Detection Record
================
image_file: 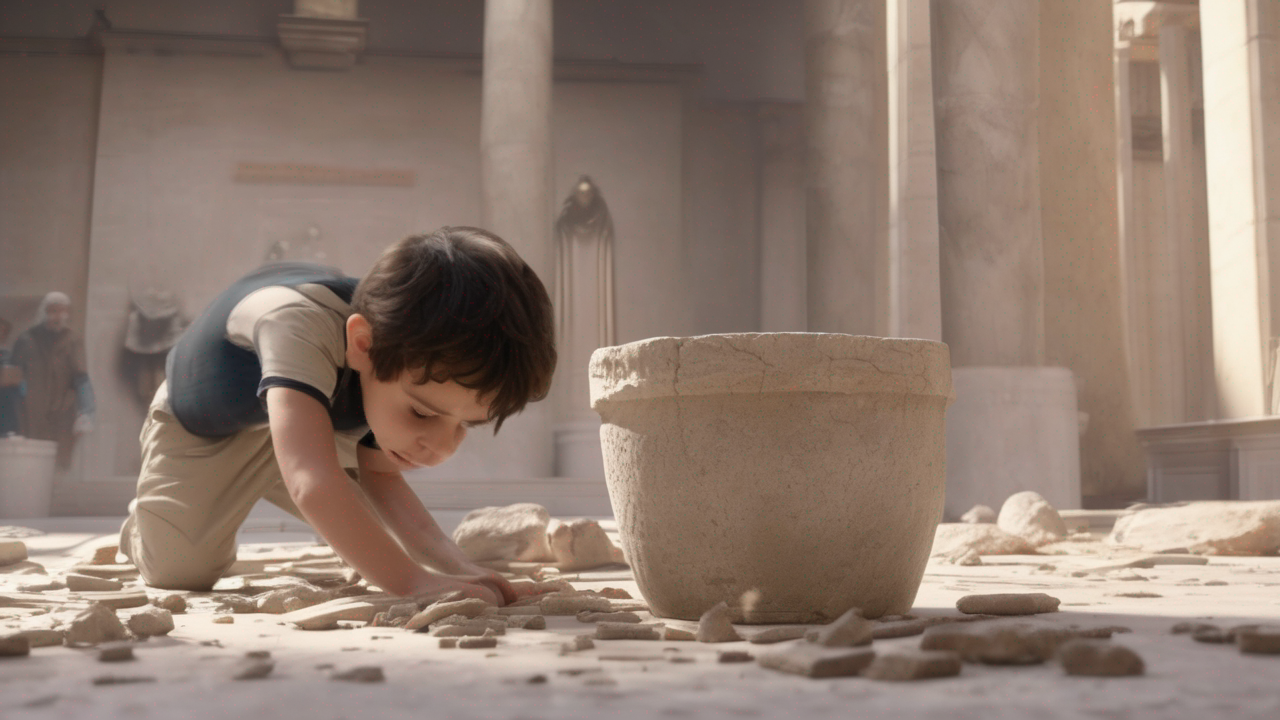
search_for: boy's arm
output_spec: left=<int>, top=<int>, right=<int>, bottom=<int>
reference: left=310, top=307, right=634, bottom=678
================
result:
left=266, top=386, right=498, bottom=602
left=356, top=444, right=517, bottom=605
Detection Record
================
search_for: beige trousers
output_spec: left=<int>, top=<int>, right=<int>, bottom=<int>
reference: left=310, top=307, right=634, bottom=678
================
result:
left=120, top=381, right=360, bottom=590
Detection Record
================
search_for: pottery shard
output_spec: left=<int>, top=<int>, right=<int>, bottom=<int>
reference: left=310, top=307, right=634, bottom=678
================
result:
left=405, top=598, right=493, bottom=631
left=960, top=505, right=997, bottom=524
left=65, top=603, right=130, bottom=646
left=255, top=585, right=330, bottom=614
left=1056, top=640, right=1145, bottom=676
left=997, top=492, right=1067, bottom=547
left=458, top=636, right=498, bottom=649
left=126, top=607, right=174, bottom=638
left=0, top=633, right=30, bottom=657
left=596, top=622, right=663, bottom=640
left=577, top=611, right=640, bottom=624
left=1236, top=627, right=1280, bottom=654
left=931, top=524, right=1035, bottom=557
left=862, top=650, right=962, bottom=681
left=696, top=602, right=742, bottom=643
left=452, top=503, right=554, bottom=562
left=0, top=540, right=28, bottom=567
left=548, top=518, right=620, bottom=571
left=956, top=593, right=1060, bottom=616
left=151, top=594, right=186, bottom=614
left=506, top=614, right=546, bottom=630
left=1108, top=501, right=1280, bottom=555
left=812, top=608, right=873, bottom=647
left=757, top=644, right=877, bottom=679
left=65, top=573, right=124, bottom=593
left=747, top=626, right=809, bottom=644
left=540, top=593, right=612, bottom=616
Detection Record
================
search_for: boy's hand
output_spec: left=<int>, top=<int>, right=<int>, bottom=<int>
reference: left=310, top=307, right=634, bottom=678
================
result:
left=414, top=577, right=502, bottom=606
left=450, top=566, right=517, bottom=606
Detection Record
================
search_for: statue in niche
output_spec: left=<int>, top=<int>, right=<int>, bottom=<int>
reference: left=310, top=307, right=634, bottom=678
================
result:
left=554, top=176, right=616, bottom=414
left=121, top=287, right=188, bottom=409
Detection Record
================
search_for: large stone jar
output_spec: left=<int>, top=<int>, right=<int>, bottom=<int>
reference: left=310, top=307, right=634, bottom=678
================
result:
left=590, top=333, right=953, bottom=622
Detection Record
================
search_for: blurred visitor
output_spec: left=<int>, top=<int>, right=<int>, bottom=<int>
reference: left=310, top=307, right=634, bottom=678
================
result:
left=10, top=292, right=96, bottom=467
left=0, top=317, right=21, bottom=436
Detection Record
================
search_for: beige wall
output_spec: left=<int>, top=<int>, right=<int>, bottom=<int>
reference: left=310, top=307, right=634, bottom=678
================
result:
left=1039, top=0, right=1144, bottom=501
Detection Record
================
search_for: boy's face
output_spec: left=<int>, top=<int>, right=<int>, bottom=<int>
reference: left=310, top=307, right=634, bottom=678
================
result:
left=345, top=314, right=493, bottom=471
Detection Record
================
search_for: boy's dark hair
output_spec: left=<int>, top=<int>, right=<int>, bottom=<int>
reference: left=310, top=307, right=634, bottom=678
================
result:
left=352, top=226, right=556, bottom=433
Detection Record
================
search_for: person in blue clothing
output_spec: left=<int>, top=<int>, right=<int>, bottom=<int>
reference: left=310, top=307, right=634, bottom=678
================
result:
left=118, top=227, right=557, bottom=605
left=8, top=293, right=95, bottom=466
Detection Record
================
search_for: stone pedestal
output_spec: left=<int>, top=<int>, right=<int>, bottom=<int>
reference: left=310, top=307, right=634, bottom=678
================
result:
left=944, top=368, right=1082, bottom=520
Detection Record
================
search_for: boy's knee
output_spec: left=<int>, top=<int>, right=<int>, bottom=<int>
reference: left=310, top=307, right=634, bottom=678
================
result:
left=125, top=508, right=235, bottom=591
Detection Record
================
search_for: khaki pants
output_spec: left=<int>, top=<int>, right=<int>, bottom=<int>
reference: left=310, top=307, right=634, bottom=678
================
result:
left=120, top=381, right=360, bottom=590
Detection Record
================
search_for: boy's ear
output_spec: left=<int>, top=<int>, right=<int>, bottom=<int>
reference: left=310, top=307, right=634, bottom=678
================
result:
left=345, top=314, right=374, bottom=372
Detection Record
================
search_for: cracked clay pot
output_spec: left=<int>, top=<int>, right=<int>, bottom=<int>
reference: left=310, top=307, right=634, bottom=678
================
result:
left=590, top=333, right=953, bottom=623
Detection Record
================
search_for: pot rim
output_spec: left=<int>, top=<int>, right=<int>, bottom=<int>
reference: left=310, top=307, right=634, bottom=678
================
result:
left=589, top=332, right=953, bottom=408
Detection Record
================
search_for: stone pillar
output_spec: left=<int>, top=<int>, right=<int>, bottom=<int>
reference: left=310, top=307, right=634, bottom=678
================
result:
left=758, top=104, right=808, bottom=333
left=480, top=0, right=555, bottom=476
left=804, top=0, right=885, bottom=336
left=934, top=0, right=1080, bottom=517
left=1200, top=0, right=1280, bottom=418
left=886, top=0, right=941, bottom=341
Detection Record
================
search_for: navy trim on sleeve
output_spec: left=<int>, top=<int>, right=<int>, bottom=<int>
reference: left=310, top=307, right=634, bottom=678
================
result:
left=258, top=376, right=332, bottom=410
left=358, top=431, right=379, bottom=449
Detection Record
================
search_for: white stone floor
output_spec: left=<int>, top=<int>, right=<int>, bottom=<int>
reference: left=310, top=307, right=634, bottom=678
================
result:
left=2, top=514, right=1280, bottom=720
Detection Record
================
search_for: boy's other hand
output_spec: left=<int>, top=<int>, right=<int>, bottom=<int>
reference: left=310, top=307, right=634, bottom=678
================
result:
left=418, top=577, right=502, bottom=606
left=449, top=565, right=517, bottom=606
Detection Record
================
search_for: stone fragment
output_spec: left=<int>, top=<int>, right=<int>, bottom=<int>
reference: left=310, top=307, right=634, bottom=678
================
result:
left=597, top=588, right=632, bottom=600
left=432, top=620, right=506, bottom=638
left=997, top=492, right=1067, bottom=547
left=940, top=548, right=983, bottom=566
left=91, top=545, right=120, bottom=565
left=17, top=579, right=65, bottom=592
left=960, top=505, right=996, bottom=524
left=921, top=624, right=1077, bottom=665
left=527, top=674, right=548, bottom=684
left=931, top=524, right=1035, bottom=557
left=459, top=636, right=498, bottom=649
left=1236, top=627, right=1280, bottom=654
left=126, top=607, right=174, bottom=638
left=14, top=629, right=63, bottom=648
left=65, top=603, right=129, bottom=646
left=0, top=540, right=28, bottom=567
left=0, top=633, right=31, bottom=657
left=246, top=650, right=271, bottom=659
left=1108, top=501, right=1280, bottom=555
left=956, top=593, right=1060, bottom=616
left=283, top=595, right=412, bottom=630
left=214, top=595, right=257, bottom=614
left=871, top=619, right=932, bottom=640
left=757, top=644, right=876, bottom=678
left=92, top=675, right=155, bottom=685
left=548, top=518, right=620, bottom=571
left=696, top=602, right=741, bottom=643
left=233, top=659, right=275, bottom=680
left=1192, top=626, right=1229, bottom=644
left=282, top=597, right=305, bottom=613
left=596, top=622, right=662, bottom=641
left=577, top=611, right=640, bottom=624
left=1057, top=640, right=1145, bottom=676
left=812, top=608, right=873, bottom=647
left=862, top=650, right=962, bottom=681
left=662, top=626, right=696, bottom=642
left=748, top=626, right=809, bottom=644
left=68, top=590, right=149, bottom=610
left=332, top=666, right=384, bottom=683
left=405, top=598, right=492, bottom=631
left=212, top=616, right=235, bottom=625
left=506, top=614, right=546, bottom=630
left=452, top=503, right=554, bottom=562
left=718, top=650, right=754, bottom=663
left=98, top=643, right=134, bottom=662
left=255, top=585, right=329, bottom=614
left=387, top=603, right=417, bottom=620
left=439, top=638, right=458, bottom=648
left=562, top=634, right=595, bottom=652
left=151, top=594, right=186, bottom=614
left=540, top=593, right=612, bottom=616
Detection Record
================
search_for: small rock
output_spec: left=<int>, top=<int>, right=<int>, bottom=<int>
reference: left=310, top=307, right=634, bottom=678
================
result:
left=233, top=659, right=275, bottom=680
left=246, top=650, right=271, bottom=659
left=439, top=638, right=458, bottom=648
left=432, top=620, right=506, bottom=637
left=281, top=597, right=305, bottom=613
left=956, top=593, right=1060, bottom=616
left=696, top=602, right=741, bottom=643
left=871, top=619, right=932, bottom=640
left=540, top=593, right=612, bottom=616
left=577, top=611, right=640, bottom=624
left=214, top=595, right=257, bottom=614
left=458, top=636, right=498, bottom=649
left=255, top=585, right=329, bottom=614
left=452, top=503, right=554, bottom=562
left=387, top=603, right=417, bottom=620
left=91, top=545, right=120, bottom=565
left=562, top=635, right=595, bottom=652
left=152, top=594, right=186, bottom=614
left=931, top=524, right=1036, bottom=557
left=1236, top=627, right=1280, bottom=655
left=718, top=650, right=754, bottom=663
left=862, top=650, right=962, bottom=681
left=960, top=505, right=997, bottom=524
left=98, top=643, right=134, bottom=662
left=812, top=608, right=872, bottom=647
left=212, top=615, right=235, bottom=625
left=1107, top=500, right=1280, bottom=555
left=597, top=588, right=632, bottom=600
left=65, top=573, right=124, bottom=593
left=941, top=548, right=983, bottom=566
left=1191, top=626, right=1229, bottom=644
left=14, top=629, right=64, bottom=648
left=0, top=633, right=31, bottom=657
left=596, top=622, right=662, bottom=641
left=332, top=666, right=385, bottom=683
left=757, top=644, right=876, bottom=678
left=1057, top=640, right=1145, bottom=676
left=506, top=614, right=546, bottom=630
left=126, top=608, right=174, bottom=638
left=547, top=518, right=620, bottom=571
left=747, top=626, right=809, bottom=644
left=92, top=675, right=155, bottom=685
left=0, top=540, right=28, bottom=566
left=65, top=603, right=130, bottom=646
left=17, top=579, right=66, bottom=592
left=997, top=492, right=1067, bottom=547
left=405, top=598, right=492, bottom=631
left=662, top=626, right=696, bottom=642
left=527, top=674, right=548, bottom=684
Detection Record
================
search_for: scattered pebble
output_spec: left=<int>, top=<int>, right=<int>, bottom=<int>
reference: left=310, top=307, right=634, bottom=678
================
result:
left=540, top=593, right=612, bottom=616
left=696, top=602, right=741, bottom=643
left=98, top=644, right=135, bottom=663
left=212, top=616, right=235, bottom=625
left=0, top=633, right=31, bottom=657
left=562, top=635, right=595, bottom=653
left=597, top=588, right=632, bottom=600
left=0, top=539, right=29, bottom=566
left=955, top=593, right=1060, bottom=616
left=1056, top=640, right=1144, bottom=676
left=717, top=650, right=754, bottom=663
left=332, top=666, right=385, bottom=683
left=439, top=638, right=458, bottom=649
left=214, top=595, right=257, bottom=614
left=65, top=603, right=130, bottom=646
left=459, top=636, right=498, bottom=649
left=862, top=651, right=963, bottom=681
left=812, top=608, right=873, bottom=647
left=1236, top=627, right=1280, bottom=655
left=757, top=645, right=876, bottom=678
left=127, top=607, right=174, bottom=638
left=527, top=674, right=548, bottom=684
left=66, top=573, right=124, bottom=593
left=506, top=614, right=547, bottom=630
left=747, top=626, right=808, bottom=644
left=662, top=626, right=696, bottom=642
left=151, top=594, right=186, bottom=614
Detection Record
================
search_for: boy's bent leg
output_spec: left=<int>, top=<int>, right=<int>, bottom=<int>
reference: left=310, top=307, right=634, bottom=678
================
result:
left=121, top=382, right=286, bottom=591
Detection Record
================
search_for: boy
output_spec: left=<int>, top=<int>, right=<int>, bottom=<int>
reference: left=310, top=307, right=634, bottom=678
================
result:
left=119, top=227, right=556, bottom=604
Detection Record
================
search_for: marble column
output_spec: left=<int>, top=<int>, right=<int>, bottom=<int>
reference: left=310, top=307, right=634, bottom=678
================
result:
left=886, top=0, right=941, bottom=341
left=758, top=104, right=808, bottom=333
left=1200, top=0, right=1280, bottom=418
left=934, top=0, right=1080, bottom=516
left=804, top=0, right=886, bottom=336
left=480, top=0, right=555, bottom=476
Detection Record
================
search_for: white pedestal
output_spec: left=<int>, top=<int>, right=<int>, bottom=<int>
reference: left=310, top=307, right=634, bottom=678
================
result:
left=944, top=367, right=1081, bottom=520
left=554, top=416, right=606, bottom=479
